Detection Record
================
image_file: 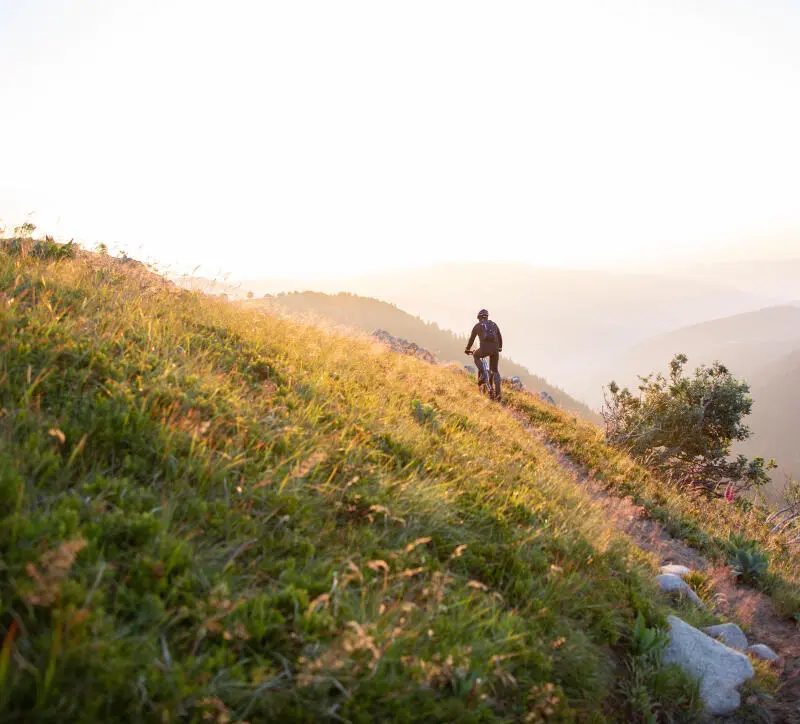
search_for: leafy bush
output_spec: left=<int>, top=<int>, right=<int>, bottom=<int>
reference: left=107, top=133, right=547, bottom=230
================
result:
left=727, top=534, right=770, bottom=584
left=630, top=612, right=669, bottom=658
left=620, top=613, right=700, bottom=722
left=411, top=399, right=438, bottom=428
left=603, top=354, right=774, bottom=497
left=2, top=235, right=77, bottom=260
left=14, top=220, right=36, bottom=238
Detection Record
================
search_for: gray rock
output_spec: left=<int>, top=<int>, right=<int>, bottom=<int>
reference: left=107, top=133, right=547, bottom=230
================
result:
left=655, top=573, right=704, bottom=607
left=660, top=564, right=691, bottom=578
left=703, top=623, right=748, bottom=652
left=663, top=616, right=754, bottom=715
left=747, top=644, right=779, bottom=662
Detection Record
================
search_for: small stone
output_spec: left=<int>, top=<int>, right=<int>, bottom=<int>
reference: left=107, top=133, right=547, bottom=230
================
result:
left=655, top=573, right=704, bottom=607
left=703, top=623, right=748, bottom=652
left=663, top=616, right=754, bottom=715
left=747, top=644, right=779, bottom=662
left=660, top=564, right=691, bottom=578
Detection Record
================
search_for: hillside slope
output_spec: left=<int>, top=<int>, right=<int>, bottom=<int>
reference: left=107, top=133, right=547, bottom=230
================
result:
left=0, top=245, right=715, bottom=722
left=662, top=257, right=800, bottom=302
left=739, top=349, right=800, bottom=495
left=238, top=262, right=771, bottom=400
left=607, top=306, right=800, bottom=387
left=244, top=291, right=598, bottom=420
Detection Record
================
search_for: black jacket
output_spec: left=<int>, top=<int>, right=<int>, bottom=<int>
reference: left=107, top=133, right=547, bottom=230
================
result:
left=467, top=320, right=503, bottom=351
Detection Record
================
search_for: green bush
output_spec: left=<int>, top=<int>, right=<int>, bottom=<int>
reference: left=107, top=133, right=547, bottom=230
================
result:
left=603, top=354, right=774, bottom=497
left=2, top=235, right=77, bottom=260
left=727, top=535, right=770, bottom=584
left=621, top=613, right=701, bottom=722
left=630, top=613, right=669, bottom=658
left=411, top=398, right=438, bottom=428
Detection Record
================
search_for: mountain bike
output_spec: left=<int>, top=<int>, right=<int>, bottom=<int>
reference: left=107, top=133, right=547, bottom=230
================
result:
left=466, top=352, right=498, bottom=400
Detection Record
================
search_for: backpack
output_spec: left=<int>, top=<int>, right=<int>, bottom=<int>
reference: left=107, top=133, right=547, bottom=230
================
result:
left=480, top=320, right=499, bottom=343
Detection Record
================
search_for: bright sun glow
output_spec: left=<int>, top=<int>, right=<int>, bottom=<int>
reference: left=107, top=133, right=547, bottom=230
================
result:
left=1, top=0, right=799, bottom=279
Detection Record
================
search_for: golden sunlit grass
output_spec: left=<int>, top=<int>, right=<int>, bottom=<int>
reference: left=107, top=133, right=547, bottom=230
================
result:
left=0, top=244, right=704, bottom=722
left=505, top=393, right=800, bottom=619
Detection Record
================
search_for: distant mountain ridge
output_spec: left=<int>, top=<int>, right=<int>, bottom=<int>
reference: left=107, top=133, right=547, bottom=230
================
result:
left=243, top=290, right=599, bottom=421
left=609, top=305, right=800, bottom=386
left=739, top=349, right=800, bottom=500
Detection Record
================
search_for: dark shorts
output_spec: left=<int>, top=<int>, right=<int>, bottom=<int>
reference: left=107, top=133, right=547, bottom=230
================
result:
left=472, top=345, right=501, bottom=396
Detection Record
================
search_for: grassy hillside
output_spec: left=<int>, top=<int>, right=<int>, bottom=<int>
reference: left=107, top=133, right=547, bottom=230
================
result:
left=0, top=243, right=710, bottom=722
left=239, top=262, right=771, bottom=401
left=504, top=393, right=800, bottom=619
left=244, top=291, right=598, bottom=421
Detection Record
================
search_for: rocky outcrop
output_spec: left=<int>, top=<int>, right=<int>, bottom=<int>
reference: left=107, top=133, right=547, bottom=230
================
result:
left=653, top=565, right=781, bottom=676
left=655, top=573, right=704, bottom=607
left=702, top=623, right=748, bottom=652
left=747, top=643, right=779, bottom=662
left=663, top=616, right=754, bottom=715
left=372, top=330, right=437, bottom=364
left=659, top=564, right=691, bottom=578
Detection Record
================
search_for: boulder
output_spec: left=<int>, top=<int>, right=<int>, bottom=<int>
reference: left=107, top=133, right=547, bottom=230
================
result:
left=659, top=564, right=691, bottom=578
left=655, top=573, right=704, bottom=607
left=747, top=644, right=779, bottom=662
left=663, top=616, right=754, bottom=715
left=702, top=623, right=748, bottom=652
left=372, top=329, right=437, bottom=364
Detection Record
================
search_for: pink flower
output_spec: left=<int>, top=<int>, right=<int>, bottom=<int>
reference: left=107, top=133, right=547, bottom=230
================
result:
left=724, top=484, right=735, bottom=503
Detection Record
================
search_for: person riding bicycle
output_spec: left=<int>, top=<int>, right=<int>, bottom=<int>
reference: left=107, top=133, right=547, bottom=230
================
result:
left=465, top=309, right=503, bottom=400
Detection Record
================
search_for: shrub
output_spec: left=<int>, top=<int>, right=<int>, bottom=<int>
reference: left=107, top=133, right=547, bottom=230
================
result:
left=727, top=534, right=770, bottom=584
left=411, top=399, right=438, bottom=428
left=14, top=220, right=36, bottom=238
left=630, top=612, right=669, bottom=657
left=603, top=354, right=774, bottom=497
left=2, top=236, right=77, bottom=260
left=621, top=613, right=701, bottom=722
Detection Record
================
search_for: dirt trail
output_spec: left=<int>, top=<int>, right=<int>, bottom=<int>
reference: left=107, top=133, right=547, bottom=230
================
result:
left=517, top=415, right=800, bottom=722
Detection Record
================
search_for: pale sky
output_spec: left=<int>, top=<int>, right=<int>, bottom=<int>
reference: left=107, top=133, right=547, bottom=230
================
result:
left=1, top=0, right=799, bottom=279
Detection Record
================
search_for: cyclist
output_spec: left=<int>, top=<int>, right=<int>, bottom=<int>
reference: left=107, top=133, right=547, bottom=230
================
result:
left=465, top=309, right=503, bottom=400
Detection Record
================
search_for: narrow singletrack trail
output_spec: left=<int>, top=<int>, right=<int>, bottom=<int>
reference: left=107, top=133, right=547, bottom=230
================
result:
left=509, top=409, right=800, bottom=722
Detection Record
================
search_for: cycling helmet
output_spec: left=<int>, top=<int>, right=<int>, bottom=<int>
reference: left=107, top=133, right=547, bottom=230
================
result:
left=477, top=309, right=489, bottom=320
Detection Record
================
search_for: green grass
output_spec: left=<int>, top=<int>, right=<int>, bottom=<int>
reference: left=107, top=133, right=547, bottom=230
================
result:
left=0, top=245, right=706, bottom=722
left=505, top=392, right=800, bottom=619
